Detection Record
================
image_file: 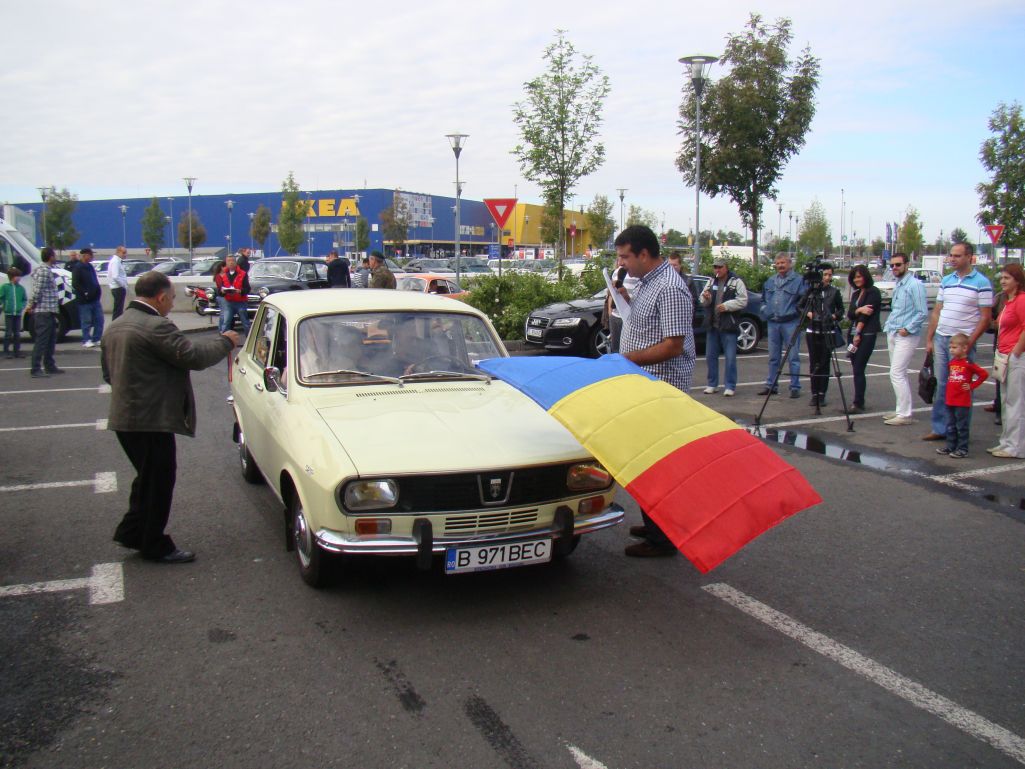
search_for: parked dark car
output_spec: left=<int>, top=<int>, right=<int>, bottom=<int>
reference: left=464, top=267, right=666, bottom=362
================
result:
left=524, top=275, right=765, bottom=358
left=244, top=257, right=330, bottom=312
left=403, top=258, right=454, bottom=273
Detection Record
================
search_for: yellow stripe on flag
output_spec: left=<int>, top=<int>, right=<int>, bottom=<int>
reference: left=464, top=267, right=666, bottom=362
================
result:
left=548, top=375, right=739, bottom=486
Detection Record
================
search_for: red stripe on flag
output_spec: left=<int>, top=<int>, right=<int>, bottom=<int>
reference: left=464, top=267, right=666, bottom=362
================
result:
left=625, top=429, right=820, bottom=572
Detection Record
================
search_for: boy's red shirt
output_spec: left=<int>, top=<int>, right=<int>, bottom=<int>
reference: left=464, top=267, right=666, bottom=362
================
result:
left=945, top=358, right=988, bottom=407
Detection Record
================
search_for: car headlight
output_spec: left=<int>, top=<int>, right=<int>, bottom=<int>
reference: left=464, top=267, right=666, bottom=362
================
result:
left=258, top=287, right=270, bottom=298
left=551, top=317, right=582, bottom=328
left=567, top=462, right=612, bottom=491
left=343, top=479, right=399, bottom=511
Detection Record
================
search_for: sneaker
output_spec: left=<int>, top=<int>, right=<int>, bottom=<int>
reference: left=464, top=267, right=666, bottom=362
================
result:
left=789, top=389, right=800, bottom=399
left=84, top=340, right=97, bottom=349
left=991, top=449, right=1018, bottom=458
left=884, top=416, right=915, bottom=426
left=702, top=386, right=717, bottom=394
left=723, top=389, right=735, bottom=397
left=949, top=450, right=967, bottom=459
left=935, top=447, right=952, bottom=455
left=883, top=412, right=898, bottom=421
left=986, top=446, right=1000, bottom=454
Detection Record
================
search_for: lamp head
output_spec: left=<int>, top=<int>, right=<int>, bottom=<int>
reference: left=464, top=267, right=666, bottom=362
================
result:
left=446, top=132, right=468, bottom=158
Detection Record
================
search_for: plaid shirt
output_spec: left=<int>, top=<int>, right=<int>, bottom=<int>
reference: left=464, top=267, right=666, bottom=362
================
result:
left=620, top=260, right=695, bottom=391
left=29, top=264, right=60, bottom=314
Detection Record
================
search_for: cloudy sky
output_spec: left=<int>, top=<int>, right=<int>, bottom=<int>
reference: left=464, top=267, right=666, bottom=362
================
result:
left=4, top=0, right=1023, bottom=245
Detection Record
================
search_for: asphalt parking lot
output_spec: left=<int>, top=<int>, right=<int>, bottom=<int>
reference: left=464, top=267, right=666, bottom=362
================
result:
left=1, top=317, right=1023, bottom=769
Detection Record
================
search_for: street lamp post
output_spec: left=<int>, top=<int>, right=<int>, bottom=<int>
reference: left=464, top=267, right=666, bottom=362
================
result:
left=118, top=205, right=128, bottom=247
left=571, top=219, right=576, bottom=259
left=37, top=186, right=53, bottom=246
left=788, top=211, right=794, bottom=257
left=183, top=177, right=196, bottom=267
left=794, top=216, right=800, bottom=256
left=777, top=203, right=783, bottom=253
left=679, top=54, right=719, bottom=274
left=248, top=212, right=255, bottom=252
left=616, top=188, right=627, bottom=232
left=164, top=216, right=171, bottom=253
left=446, top=132, right=468, bottom=285
left=225, top=199, right=235, bottom=255
left=524, top=215, right=530, bottom=256
left=167, top=197, right=175, bottom=258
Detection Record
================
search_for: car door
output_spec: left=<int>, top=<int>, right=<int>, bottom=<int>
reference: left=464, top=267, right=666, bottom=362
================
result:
left=691, top=276, right=709, bottom=330
left=235, top=305, right=287, bottom=472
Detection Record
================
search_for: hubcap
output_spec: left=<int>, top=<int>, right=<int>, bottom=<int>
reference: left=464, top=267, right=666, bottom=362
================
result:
left=594, top=328, right=610, bottom=356
left=238, top=431, right=248, bottom=471
left=737, top=321, right=756, bottom=352
left=294, top=505, right=313, bottom=568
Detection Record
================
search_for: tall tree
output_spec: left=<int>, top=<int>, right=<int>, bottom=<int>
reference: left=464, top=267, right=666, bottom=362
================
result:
left=798, top=200, right=831, bottom=256
left=898, top=207, right=924, bottom=258
left=949, top=227, right=969, bottom=244
left=539, top=192, right=563, bottom=248
left=44, top=187, right=79, bottom=251
left=140, top=197, right=166, bottom=256
left=177, top=211, right=206, bottom=252
left=676, top=14, right=820, bottom=264
left=626, top=205, right=659, bottom=230
left=251, top=204, right=272, bottom=254
left=586, top=194, right=615, bottom=251
left=277, top=172, right=306, bottom=255
left=512, top=29, right=611, bottom=271
left=379, top=195, right=411, bottom=256
left=977, top=101, right=1025, bottom=253
left=355, top=216, right=370, bottom=253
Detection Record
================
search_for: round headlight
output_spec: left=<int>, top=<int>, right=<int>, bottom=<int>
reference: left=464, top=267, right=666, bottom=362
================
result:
left=258, top=287, right=270, bottom=299
left=567, top=462, right=612, bottom=491
left=343, top=479, right=399, bottom=511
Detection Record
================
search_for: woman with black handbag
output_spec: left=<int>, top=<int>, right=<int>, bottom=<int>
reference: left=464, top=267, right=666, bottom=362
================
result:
left=845, top=265, right=882, bottom=414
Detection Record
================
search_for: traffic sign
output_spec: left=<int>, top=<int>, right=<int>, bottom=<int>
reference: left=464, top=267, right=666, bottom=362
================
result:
left=985, top=224, right=1005, bottom=244
left=569, top=224, right=577, bottom=237
left=484, top=198, right=517, bottom=229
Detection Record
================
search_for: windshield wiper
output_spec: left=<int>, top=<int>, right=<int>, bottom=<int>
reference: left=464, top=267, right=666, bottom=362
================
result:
left=304, top=369, right=403, bottom=384
left=399, top=370, right=492, bottom=383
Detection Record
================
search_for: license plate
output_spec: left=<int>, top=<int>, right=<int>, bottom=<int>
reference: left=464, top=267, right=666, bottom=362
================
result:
left=526, top=328, right=543, bottom=339
left=445, top=539, right=552, bottom=574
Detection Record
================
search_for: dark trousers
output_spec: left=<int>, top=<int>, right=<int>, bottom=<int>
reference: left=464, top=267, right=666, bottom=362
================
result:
left=30, top=311, right=58, bottom=373
left=4, top=314, right=21, bottom=355
left=848, top=333, right=877, bottom=408
left=111, top=287, right=127, bottom=320
left=807, top=332, right=833, bottom=396
left=641, top=510, right=672, bottom=547
left=114, top=431, right=178, bottom=558
left=944, top=405, right=972, bottom=454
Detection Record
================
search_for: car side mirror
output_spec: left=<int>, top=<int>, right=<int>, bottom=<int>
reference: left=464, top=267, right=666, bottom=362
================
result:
left=264, top=366, right=282, bottom=393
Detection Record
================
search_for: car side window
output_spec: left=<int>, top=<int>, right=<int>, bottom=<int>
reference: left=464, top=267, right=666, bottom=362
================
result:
left=302, top=263, right=317, bottom=282
left=271, top=319, right=288, bottom=394
left=253, top=307, right=279, bottom=368
left=315, top=263, right=328, bottom=280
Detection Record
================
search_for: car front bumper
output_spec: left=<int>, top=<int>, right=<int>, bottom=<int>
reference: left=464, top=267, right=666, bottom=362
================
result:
left=315, top=502, right=624, bottom=556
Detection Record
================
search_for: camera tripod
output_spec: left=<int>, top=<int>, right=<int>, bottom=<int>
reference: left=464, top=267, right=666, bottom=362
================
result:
left=754, top=286, right=855, bottom=432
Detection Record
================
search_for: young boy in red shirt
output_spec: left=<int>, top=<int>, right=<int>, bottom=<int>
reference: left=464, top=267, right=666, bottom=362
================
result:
left=938, top=332, right=989, bottom=458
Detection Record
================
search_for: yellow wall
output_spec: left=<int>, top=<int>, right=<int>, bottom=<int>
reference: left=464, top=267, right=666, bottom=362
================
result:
left=510, top=203, right=593, bottom=252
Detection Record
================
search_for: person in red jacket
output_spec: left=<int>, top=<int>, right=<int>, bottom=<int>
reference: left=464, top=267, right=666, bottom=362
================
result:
left=214, top=255, right=251, bottom=334
left=937, top=332, right=988, bottom=458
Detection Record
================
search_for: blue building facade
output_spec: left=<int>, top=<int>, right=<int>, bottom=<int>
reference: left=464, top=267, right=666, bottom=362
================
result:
left=16, top=188, right=500, bottom=258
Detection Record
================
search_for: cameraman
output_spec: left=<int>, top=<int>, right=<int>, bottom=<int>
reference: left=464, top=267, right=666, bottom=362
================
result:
left=804, top=263, right=844, bottom=407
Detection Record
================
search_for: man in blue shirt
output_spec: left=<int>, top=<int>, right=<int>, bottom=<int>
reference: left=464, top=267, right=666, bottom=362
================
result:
left=881, top=252, right=929, bottom=425
left=759, top=253, right=805, bottom=398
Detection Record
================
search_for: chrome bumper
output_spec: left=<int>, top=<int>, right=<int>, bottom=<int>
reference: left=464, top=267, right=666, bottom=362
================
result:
left=315, top=503, right=624, bottom=556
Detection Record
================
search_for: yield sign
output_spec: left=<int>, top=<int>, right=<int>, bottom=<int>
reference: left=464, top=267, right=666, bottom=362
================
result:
left=484, top=198, right=517, bottom=229
left=985, top=224, right=1005, bottom=244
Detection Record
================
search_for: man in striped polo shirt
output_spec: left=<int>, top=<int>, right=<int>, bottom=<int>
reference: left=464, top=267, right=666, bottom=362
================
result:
left=923, top=242, right=993, bottom=440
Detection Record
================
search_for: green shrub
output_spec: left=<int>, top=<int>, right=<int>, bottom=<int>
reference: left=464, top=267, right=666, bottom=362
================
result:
left=465, top=272, right=583, bottom=339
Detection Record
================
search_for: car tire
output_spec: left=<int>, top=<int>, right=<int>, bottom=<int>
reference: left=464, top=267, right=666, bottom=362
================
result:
left=291, top=494, right=331, bottom=588
left=238, top=429, right=264, bottom=485
left=588, top=325, right=610, bottom=358
left=737, top=317, right=761, bottom=354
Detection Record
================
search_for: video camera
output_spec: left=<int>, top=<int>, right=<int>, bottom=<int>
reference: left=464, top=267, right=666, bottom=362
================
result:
left=802, top=256, right=830, bottom=286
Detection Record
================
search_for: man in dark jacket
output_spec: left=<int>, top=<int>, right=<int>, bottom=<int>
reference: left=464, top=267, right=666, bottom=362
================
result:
left=72, top=247, right=104, bottom=348
left=326, top=249, right=351, bottom=287
left=101, top=271, right=240, bottom=563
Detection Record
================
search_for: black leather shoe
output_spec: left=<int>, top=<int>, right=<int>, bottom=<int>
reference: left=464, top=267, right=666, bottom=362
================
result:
left=624, top=541, right=677, bottom=558
left=757, top=387, right=778, bottom=396
left=809, top=395, right=819, bottom=406
left=629, top=525, right=649, bottom=538
left=112, top=537, right=140, bottom=550
left=31, top=370, right=49, bottom=378
left=46, top=367, right=65, bottom=375
left=789, top=389, right=800, bottom=399
left=146, top=548, right=196, bottom=564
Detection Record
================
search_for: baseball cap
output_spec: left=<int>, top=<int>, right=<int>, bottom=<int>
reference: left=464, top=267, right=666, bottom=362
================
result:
left=712, top=257, right=727, bottom=267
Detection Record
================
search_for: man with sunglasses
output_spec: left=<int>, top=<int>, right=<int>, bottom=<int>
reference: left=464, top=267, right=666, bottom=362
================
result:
left=922, top=242, right=993, bottom=440
left=882, top=253, right=928, bottom=425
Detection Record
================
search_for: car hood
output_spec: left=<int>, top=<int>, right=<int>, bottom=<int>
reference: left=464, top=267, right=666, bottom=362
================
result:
left=531, top=297, right=603, bottom=317
left=314, top=381, right=587, bottom=476
left=251, top=277, right=304, bottom=291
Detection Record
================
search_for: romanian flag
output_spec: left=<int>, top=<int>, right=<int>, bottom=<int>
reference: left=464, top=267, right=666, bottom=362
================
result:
left=478, top=354, right=821, bottom=572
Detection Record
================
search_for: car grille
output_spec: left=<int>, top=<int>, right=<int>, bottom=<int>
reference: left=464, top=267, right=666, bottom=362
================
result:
left=391, top=463, right=577, bottom=514
left=443, top=509, right=539, bottom=534
left=526, top=316, right=550, bottom=329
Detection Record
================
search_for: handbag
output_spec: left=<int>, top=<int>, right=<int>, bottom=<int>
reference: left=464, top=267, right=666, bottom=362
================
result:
left=994, top=351, right=1009, bottom=383
left=918, top=351, right=937, bottom=404
left=831, top=326, right=845, bottom=349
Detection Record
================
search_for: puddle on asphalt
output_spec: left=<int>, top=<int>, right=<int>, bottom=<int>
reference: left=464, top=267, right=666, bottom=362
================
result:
left=740, top=423, right=1025, bottom=517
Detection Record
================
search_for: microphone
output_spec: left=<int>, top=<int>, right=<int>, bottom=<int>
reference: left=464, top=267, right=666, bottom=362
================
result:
left=614, top=266, right=627, bottom=288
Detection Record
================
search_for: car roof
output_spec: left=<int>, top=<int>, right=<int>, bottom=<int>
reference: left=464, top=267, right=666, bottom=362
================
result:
left=400, top=272, right=460, bottom=282
left=261, top=287, right=482, bottom=318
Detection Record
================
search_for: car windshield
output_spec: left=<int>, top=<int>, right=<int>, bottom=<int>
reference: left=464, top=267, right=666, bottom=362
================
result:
left=397, top=276, right=428, bottom=292
left=251, top=261, right=300, bottom=280
left=296, top=311, right=504, bottom=385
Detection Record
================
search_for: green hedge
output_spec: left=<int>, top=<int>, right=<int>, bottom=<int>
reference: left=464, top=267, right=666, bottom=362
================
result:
left=464, top=272, right=584, bottom=339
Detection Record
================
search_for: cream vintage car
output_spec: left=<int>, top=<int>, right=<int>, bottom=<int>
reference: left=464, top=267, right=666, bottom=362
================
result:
left=230, top=289, right=624, bottom=587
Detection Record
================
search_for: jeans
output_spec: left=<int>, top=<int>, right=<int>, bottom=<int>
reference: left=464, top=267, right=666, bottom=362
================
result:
left=848, top=333, right=877, bottom=408
left=887, top=332, right=919, bottom=418
left=931, top=334, right=976, bottom=436
left=4, top=314, right=21, bottom=355
left=111, top=286, right=127, bottom=320
left=766, top=318, right=801, bottom=391
left=30, top=311, right=58, bottom=373
left=78, top=299, right=104, bottom=343
left=220, top=300, right=250, bottom=334
left=945, top=405, right=971, bottom=453
left=706, top=328, right=738, bottom=390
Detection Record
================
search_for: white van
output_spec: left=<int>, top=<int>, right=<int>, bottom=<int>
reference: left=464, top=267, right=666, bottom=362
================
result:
left=0, top=216, right=80, bottom=339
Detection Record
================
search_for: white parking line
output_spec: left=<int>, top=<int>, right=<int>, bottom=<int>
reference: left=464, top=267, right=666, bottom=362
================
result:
left=758, top=399, right=995, bottom=430
left=704, top=583, right=1025, bottom=765
left=0, top=562, right=124, bottom=605
left=567, top=744, right=610, bottom=769
left=932, top=462, right=1025, bottom=482
left=0, top=385, right=110, bottom=396
left=0, top=418, right=107, bottom=433
left=0, top=471, right=117, bottom=494
left=0, top=365, right=102, bottom=372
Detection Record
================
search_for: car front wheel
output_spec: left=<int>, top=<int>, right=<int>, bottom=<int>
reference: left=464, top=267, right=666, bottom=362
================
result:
left=291, top=495, right=330, bottom=588
left=588, top=324, right=610, bottom=358
left=737, top=318, right=761, bottom=354
left=238, top=429, right=264, bottom=484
